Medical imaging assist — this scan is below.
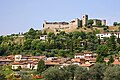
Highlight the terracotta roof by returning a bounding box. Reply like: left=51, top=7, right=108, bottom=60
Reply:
left=72, top=58, right=81, bottom=62
left=0, top=59, right=13, bottom=62
left=80, top=63, right=93, bottom=67
left=45, top=61, right=60, bottom=65
left=112, top=60, right=120, bottom=65
left=89, top=58, right=96, bottom=62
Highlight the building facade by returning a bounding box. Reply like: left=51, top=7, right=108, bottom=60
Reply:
left=43, top=14, right=106, bottom=32
left=96, top=32, right=120, bottom=39
left=93, top=19, right=106, bottom=26
left=43, top=18, right=80, bottom=31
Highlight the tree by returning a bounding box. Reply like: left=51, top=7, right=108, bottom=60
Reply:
left=25, top=28, right=36, bottom=39
left=117, top=34, right=120, bottom=44
left=96, top=21, right=102, bottom=26
left=42, top=66, right=69, bottom=80
left=65, top=65, right=79, bottom=80
left=23, top=39, right=32, bottom=50
left=103, top=65, right=120, bottom=80
left=1, top=64, right=14, bottom=79
left=113, top=22, right=118, bottom=26
left=96, top=54, right=105, bottom=63
left=88, top=19, right=93, bottom=26
left=97, top=44, right=109, bottom=55
left=89, top=63, right=107, bottom=80
left=107, top=34, right=116, bottom=51
left=0, top=36, right=3, bottom=44
left=0, top=72, right=6, bottom=80
left=75, top=66, right=89, bottom=80
left=37, top=59, right=46, bottom=74
left=108, top=56, right=114, bottom=65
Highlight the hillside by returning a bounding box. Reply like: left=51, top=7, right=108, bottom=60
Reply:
left=42, top=26, right=120, bottom=34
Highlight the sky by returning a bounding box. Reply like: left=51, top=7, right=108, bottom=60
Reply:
left=0, top=0, right=120, bottom=35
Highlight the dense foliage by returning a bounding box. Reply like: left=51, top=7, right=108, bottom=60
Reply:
left=42, top=64, right=120, bottom=80
left=0, top=28, right=120, bottom=60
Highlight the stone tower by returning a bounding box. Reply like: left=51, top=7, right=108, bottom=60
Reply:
left=82, top=14, right=88, bottom=27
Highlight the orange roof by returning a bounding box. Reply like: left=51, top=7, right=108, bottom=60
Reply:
left=0, top=59, right=13, bottom=62
left=80, top=63, right=93, bottom=67
left=112, top=60, right=120, bottom=65
left=72, top=58, right=84, bottom=63
left=45, top=61, right=60, bottom=65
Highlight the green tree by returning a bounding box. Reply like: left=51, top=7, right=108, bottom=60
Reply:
left=0, top=36, right=3, bottom=44
left=37, top=59, right=46, bottom=74
left=97, top=21, right=102, bottom=26
left=42, top=66, right=69, bottom=80
left=117, top=34, right=120, bottom=44
left=96, top=54, right=105, bottom=63
left=88, top=19, right=93, bottom=26
left=113, top=22, right=118, bottom=26
left=107, top=34, right=116, bottom=51
left=0, top=72, right=6, bottom=80
left=89, top=63, right=107, bottom=80
left=65, top=65, right=79, bottom=80
left=23, top=39, right=32, bottom=50
left=108, top=56, right=114, bottom=65
left=103, top=65, right=120, bottom=80
left=97, top=44, right=109, bottom=55
left=75, top=66, right=89, bottom=80
left=0, top=46, right=7, bottom=56
left=25, top=28, right=36, bottom=39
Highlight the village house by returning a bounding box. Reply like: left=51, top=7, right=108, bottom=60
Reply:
left=0, top=56, right=13, bottom=66
left=12, top=61, right=38, bottom=70
left=96, top=32, right=120, bottom=39
left=12, top=55, right=46, bottom=70
left=74, top=51, right=96, bottom=59
left=40, top=35, right=47, bottom=41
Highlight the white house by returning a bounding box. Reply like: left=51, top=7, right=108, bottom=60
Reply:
left=74, top=54, right=85, bottom=59
left=40, top=35, right=47, bottom=40
left=75, top=52, right=94, bottom=59
left=96, top=32, right=120, bottom=39
left=15, top=55, right=22, bottom=61
left=12, top=62, right=38, bottom=70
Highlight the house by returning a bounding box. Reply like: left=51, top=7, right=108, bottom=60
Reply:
left=40, top=35, right=47, bottom=41
left=12, top=61, right=38, bottom=70
left=75, top=51, right=94, bottom=59
left=0, top=59, right=13, bottom=66
left=15, top=55, right=22, bottom=61
left=96, top=32, right=120, bottom=39
left=12, top=55, right=46, bottom=70
left=74, top=53, right=85, bottom=59
left=84, top=51, right=93, bottom=59
left=112, top=59, right=120, bottom=65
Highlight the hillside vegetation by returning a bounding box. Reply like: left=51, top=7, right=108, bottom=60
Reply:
left=0, top=28, right=120, bottom=61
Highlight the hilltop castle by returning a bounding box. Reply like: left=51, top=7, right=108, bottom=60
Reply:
left=43, top=15, right=106, bottom=32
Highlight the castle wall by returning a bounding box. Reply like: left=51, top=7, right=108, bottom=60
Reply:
left=43, top=18, right=80, bottom=30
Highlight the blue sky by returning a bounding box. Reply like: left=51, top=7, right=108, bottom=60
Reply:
left=0, top=0, right=120, bottom=35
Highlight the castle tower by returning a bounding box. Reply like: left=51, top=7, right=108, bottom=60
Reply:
left=82, top=14, right=88, bottom=27
left=43, top=20, right=47, bottom=28
left=102, top=20, right=106, bottom=26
